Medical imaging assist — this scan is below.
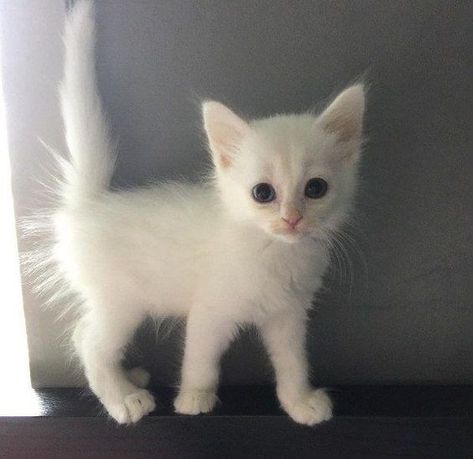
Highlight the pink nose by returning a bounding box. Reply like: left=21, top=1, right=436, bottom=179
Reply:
left=282, top=216, right=302, bottom=229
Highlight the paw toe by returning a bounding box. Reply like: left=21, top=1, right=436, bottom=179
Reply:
left=104, top=389, right=155, bottom=425
left=125, top=390, right=156, bottom=423
left=286, top=389, right=333, bottom=426
left=107, top=402, right=131, bottom=425
left=174, top=391, right=217, bottom=415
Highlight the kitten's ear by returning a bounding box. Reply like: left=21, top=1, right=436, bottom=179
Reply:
left=202, top=101, right=250, bottom=169
left=318, top=84, right=366, bottom=158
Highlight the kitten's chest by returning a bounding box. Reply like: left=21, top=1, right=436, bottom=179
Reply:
left=208, top=236, right=328, bottom=318
left=257, top=244, right=326, bottom=303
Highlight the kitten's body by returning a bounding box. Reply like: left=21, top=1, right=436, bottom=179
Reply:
left=58, top=185, right=327, bottom=321
left=44, top=1, right=365, bottom=425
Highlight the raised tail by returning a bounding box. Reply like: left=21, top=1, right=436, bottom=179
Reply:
left=60, top=0, right=115, bottom=205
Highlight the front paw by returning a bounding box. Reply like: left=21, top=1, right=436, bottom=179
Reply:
left=283, top=389, right=333, bottom=426
left=104, top=389, right=156, bottom=424
left=174, top=390, right=218, bottom=415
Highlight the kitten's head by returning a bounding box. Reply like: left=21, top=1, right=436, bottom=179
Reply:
left=203, top=85, right=365, bottom=243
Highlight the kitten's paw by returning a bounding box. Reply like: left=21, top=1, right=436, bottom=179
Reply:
left=127, top=367, right=151, bottom=388
left=174, top=390, right=218, bottom=415
left=106, top=389, right=156, bottom=424
left=284, top=389, right=333, bottom=426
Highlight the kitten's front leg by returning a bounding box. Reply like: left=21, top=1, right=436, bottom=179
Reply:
left=260, top=310, right=332, bottom=426
left=174, top=307, right=236, bottom=415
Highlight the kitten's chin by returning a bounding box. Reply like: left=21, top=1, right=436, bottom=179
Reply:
left=269, top=230, right=306, bottom=244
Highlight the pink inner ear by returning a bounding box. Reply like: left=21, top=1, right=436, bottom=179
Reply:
left=323, top=113, right=360, bottom=142
left=202, top=101, right=250, bottom=168
left=318, top=85, right=365, bottom=142
left=219, top=154, right=232, bottom=169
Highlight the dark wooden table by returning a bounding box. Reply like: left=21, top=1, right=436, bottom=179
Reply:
left=1, top=385, right=472, bottom=457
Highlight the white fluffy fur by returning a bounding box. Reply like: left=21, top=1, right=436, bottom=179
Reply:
left=40, top=0, right=366, bottom=425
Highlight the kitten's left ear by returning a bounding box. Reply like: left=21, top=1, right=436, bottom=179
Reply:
left=202, top=101, right=250, bottom=170
left=317, top=84, right=366, bottom=160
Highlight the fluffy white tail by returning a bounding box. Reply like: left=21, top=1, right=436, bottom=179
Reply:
left=60, top=0, right=115, bottom=205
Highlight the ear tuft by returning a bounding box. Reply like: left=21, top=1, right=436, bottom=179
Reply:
left=202, top=101, right=249, bottom=169
left=318, top=84, right=366, bottom=143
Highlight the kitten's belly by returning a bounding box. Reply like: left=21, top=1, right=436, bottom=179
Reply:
left=77, top=226, right=208, bottom=316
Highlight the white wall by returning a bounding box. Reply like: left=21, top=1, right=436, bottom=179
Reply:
left=1, top=0, right=82, bottom=387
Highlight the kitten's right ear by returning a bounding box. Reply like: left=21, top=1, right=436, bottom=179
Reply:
left=202, top=101, right=250, bottom=169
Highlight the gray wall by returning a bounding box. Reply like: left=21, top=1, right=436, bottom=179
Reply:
left=8, top=0, right=473, bottom=387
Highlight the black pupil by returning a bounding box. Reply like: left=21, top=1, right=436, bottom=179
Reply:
left=305, top=178, right=328, bottom=199
left=253, top=183, right=275, bottom=202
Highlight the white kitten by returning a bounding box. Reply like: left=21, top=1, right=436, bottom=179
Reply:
left=40, top=0, right=365, bottom=425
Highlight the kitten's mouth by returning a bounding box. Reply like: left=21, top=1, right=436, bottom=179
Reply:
left=284, top=228, right=301, bottom=236
left=272, top=227, right=307, bottom=243
left=287, top=226, right=301, bottom=233
left=269, top=220, right=312, bottom=242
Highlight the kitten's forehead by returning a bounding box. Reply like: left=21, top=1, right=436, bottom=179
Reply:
left=239, top=114, right=335, bottom=180
left=250, top=114, right=317, bottom=151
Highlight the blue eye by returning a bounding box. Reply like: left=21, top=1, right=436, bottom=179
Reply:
left=305, top=178, right=328, bottom=199
left=252, top=183, right=276, bottom=203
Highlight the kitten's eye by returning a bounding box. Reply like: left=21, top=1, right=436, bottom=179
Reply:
left=305, top=178, right=328, bottom=199
left=252, top=183, right=276, bottom=203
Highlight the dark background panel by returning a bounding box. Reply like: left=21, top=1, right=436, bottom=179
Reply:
left=91, top=0, right=473, bottom=384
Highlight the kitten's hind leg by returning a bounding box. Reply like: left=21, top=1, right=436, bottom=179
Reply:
left=127, top=367, right=151, bottom=388
left=74, top=308, right=155, bottom=424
